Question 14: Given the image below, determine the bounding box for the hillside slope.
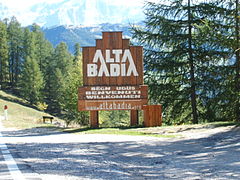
[0,90,58,129]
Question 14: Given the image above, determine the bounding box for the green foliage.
[194,0,240,121]
[132,0,240,124]
[132,0,205,124]
[99,111,130,127]
[1,18,89,126]
[7,17,24,87]
[19,56,44,105]
[0,21,9,87]
[59,59,89,126]
[44,42,73,113]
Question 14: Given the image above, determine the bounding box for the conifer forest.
[0,0,239,126]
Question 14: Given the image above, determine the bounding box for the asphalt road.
[0,123,240,180]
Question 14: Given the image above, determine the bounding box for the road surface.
[0,121,240,180]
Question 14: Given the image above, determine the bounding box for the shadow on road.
[4,126,240,179]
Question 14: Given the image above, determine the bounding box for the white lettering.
[121,64,126,76]
[87,64,97,77]
[110,64,120,76]
[87,49,139,77]
[93,50,104,63]
[112,49,122,62]
[106,49,114,63]
[122,49,138,76]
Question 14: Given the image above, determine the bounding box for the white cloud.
[0,0,159,9]
[0,0,160,26]
[0,0,65,10]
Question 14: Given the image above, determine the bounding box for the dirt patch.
[134,124,239,139]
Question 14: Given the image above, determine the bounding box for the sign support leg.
[143,105,162,127]
[130,110,139,126]
[90,111,99,128]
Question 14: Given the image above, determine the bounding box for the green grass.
[0,90,55,129]
[206,121,240,127]
[62,127,179,138]
[61,121,240,138]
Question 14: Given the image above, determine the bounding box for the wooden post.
[143,105,162,127]
[130,110,139,126]
[90,111,99,128]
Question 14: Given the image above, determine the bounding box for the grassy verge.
[61,121,240,138]
[62,127,179,138]
[205,121,240,127]
[0,90,56,129]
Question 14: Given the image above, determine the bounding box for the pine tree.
[131,0,212,124]
[23,28,36,60]
[187,0,198,124]
[19,56,44,105]
[45,42,73,113]
[233,0,240,122]
[196,0,240,121]
[7,17,23,88]
[74,43,81,62]
[60,59,89,125]
[0,21,9,88]
[31,23,54,73]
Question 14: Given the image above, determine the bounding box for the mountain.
[0,0,145,27]
[0,0,143,53]
[43,23,133,53]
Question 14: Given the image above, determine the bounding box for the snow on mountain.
[0,0,145,27]
[43,23,133,53]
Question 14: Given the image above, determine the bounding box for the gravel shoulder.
[1,124,240,180]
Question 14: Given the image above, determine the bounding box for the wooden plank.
[121,39,130,86]
[143,105,149,127]
[78,85,148,100]
[78,99,148,111]
[158,105,163,126]
[122,39,130,49]
[90,111,99,128]
[96,39,103,48]
[103,32,122,49]
[130,110,139,126]
[140,85,148,98]
[143,105,162,127]
[129,46,136,85]
[83,47,96,86]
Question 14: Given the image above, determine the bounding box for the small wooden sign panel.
[78,32,148,112]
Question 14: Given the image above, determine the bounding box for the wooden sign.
[82,32,143,86]
[78,85,148,100]
[78,32,147,111]
[78,99,148,111]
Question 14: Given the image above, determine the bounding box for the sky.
[0,0,157,10]
[1,0,64,10]
[0,0,160,26]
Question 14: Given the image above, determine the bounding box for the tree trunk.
[188,0,198,124]
[235,0,240,122]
